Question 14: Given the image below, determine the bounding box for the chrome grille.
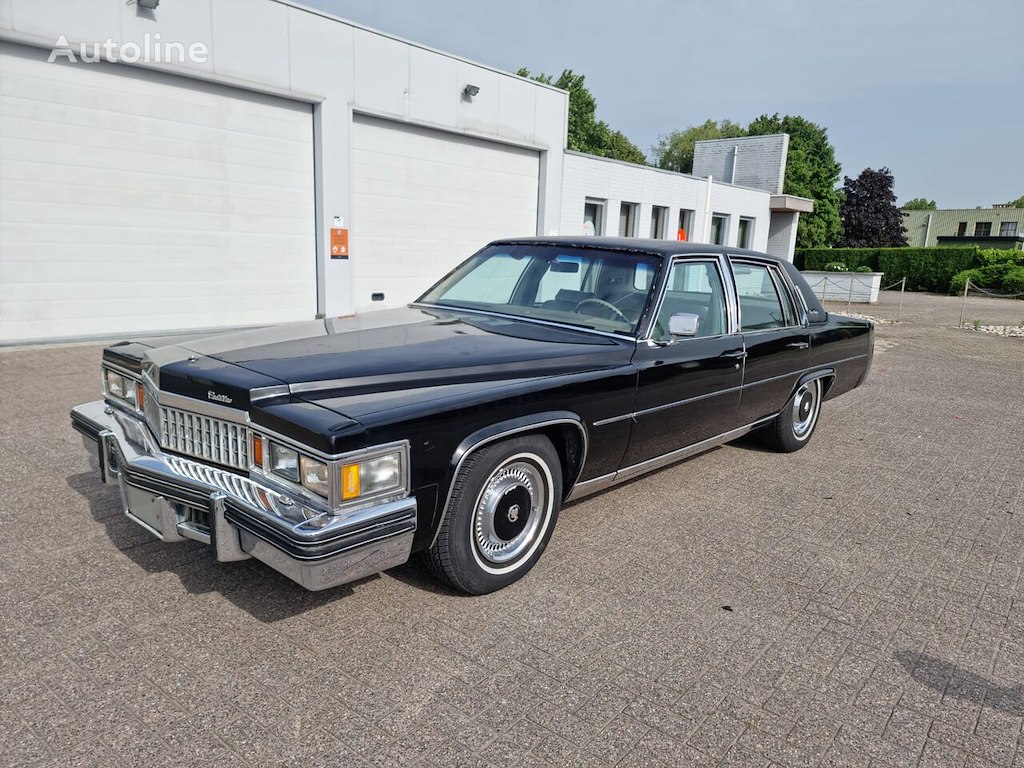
[158,406,249,471]
[164,455,269,512]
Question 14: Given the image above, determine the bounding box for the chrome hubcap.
[473,460,547,565]
[792,381,819,438]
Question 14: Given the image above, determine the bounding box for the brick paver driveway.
[2,293,1022,767]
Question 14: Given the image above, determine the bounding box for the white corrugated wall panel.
[351,115,539,311]
[0,43,316,342]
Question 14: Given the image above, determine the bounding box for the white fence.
[801,271,884,303]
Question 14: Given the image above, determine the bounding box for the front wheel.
[761,378,823,452]
[424,435,562,595]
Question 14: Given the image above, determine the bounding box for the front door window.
[652,260,728,341]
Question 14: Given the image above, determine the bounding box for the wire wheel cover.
[473,460,548,565]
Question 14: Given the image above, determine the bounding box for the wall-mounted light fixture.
[462,84,480,100]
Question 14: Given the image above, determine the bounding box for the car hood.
[153,306,632,420]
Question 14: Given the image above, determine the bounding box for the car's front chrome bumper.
[70,401,416,591]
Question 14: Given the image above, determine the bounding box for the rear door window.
[733,262,793,331]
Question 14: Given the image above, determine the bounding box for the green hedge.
[795,247,982,292]
[797,249,882,272]
[950,250,1024,297]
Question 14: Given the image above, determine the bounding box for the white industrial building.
[0,0,810,344]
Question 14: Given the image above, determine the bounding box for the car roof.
[487,236,784,264]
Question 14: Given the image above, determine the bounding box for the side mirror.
[668,312,700,337]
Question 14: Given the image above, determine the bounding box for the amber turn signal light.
[251,434,264,468]
[341,464,360,500]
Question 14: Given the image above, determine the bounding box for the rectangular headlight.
[254,438,408,510]
[268,442,300,483]
[104,369,137,406]
[341,450,404,501]
[300,455,329,498]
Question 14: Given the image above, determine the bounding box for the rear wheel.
[424,435,562,595]
[761,378,823,452]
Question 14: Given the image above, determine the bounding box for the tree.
[1004,195,1024,208]
[902,198,937,210]
[747,114,843,249]
[652,119,746,174]
[605,130,648,165]
[837,167,909,248]
[517,68,647,164]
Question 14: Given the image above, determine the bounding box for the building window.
[583,199,605,236]
[999,221,1018,237]
[619,202,638,237]
[678,209,694,241]
[737,217,755,249]
[710,214,729,246]
[974,222,992,237]
[650,206,669,239]
[955,222,967,237]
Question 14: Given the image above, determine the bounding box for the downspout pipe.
[703,175,714,243]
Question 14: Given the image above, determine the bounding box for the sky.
[306,0,1023,209]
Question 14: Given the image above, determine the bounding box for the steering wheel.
[574,298,628,323]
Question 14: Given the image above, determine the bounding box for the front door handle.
[786,341,810,350]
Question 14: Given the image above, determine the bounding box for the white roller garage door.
[0,43,316,343]
[351,115,539,311]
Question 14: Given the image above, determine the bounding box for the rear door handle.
[719,349,747,360]
[786,341,810,350]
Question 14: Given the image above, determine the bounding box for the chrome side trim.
[592,413,633,427]
[592,358,862,429]
[410,302,638,341]
[565,416,775,503]
[743,354,866,390]
[429,417,589,548]
[616,416,773,483]
[564,472,617,500]
[632,384,744,419]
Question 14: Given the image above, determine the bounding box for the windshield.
[417,244,661,335]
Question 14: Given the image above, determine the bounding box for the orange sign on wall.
[330,227,349,259]
[677,228,687,242]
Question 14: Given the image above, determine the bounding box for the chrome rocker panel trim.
[70,401,416,591]
[565,415,775,502]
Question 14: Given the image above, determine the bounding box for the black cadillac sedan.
[71,238,873,594]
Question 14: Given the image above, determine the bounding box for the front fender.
[429,411,588,548]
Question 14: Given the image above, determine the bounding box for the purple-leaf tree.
[838,167,909,248]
